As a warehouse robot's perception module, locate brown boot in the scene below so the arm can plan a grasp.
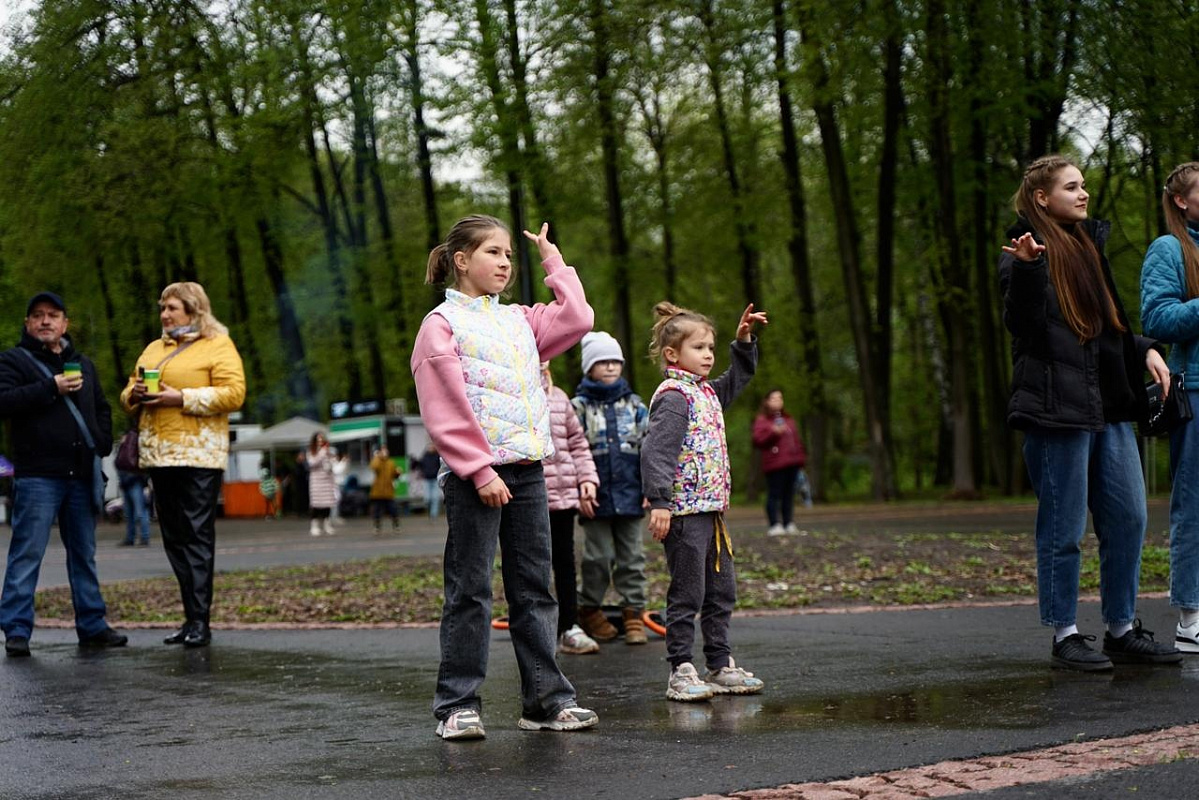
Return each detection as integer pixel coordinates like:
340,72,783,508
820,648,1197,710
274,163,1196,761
623,608,647,645
578,606,618,642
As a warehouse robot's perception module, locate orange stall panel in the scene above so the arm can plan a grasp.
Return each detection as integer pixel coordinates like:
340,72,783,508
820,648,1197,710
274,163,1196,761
223,481,268,518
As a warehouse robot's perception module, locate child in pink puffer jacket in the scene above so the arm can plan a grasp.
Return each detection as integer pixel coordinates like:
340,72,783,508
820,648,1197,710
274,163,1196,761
541,362,601,654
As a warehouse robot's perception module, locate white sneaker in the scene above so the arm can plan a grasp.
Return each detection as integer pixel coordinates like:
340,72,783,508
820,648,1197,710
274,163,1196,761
784,523,799,534
436,708,485,740
558,625,600,655
705,658,764,695
309,521,321,537
1177,619,1199,653
766,524,787,536
518,706,598,731
322,519,335,536
667,662,714,702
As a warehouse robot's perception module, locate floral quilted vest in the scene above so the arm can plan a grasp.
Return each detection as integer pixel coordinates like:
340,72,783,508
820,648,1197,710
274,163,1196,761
650,367,730,514
432,289,552,463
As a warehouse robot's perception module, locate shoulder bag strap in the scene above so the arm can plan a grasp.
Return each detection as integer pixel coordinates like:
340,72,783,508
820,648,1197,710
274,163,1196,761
17,348,96,451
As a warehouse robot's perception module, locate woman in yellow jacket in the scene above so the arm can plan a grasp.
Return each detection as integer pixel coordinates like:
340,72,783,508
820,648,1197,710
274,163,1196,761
120,282,245,648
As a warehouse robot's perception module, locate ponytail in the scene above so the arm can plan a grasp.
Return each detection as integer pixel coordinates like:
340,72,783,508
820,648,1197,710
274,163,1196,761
1162,162,1199,300
648,301,716,366
424,215,511,289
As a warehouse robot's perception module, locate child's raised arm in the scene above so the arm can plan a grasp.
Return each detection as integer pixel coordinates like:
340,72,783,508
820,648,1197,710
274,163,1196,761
519,222,594,359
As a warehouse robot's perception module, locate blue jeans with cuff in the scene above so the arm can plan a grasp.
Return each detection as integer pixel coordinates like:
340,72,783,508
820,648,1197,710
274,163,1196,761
1023,424,1145,628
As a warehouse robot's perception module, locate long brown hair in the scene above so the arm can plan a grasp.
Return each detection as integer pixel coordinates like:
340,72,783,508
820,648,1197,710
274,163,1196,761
1012,155,1125,342
648,301,716,367
425,215,510,289
1163,162,1199,299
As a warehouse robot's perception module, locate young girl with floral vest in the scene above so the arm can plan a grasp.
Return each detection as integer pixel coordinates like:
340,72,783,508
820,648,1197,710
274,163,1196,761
641,301,767,702
411,215,598,739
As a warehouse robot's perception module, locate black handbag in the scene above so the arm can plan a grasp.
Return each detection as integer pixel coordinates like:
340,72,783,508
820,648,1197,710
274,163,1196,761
1142,372,1193,437
114,429,141,472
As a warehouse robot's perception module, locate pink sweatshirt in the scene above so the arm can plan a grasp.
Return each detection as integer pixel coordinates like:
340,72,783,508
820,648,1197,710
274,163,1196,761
411,255,594,489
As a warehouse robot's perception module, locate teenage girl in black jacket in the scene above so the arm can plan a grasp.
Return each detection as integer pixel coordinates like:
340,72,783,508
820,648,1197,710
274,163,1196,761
999,154,1179,671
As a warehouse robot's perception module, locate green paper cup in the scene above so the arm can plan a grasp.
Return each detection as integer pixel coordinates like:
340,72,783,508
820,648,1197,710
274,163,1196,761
63,362,81,378
143,369,161,394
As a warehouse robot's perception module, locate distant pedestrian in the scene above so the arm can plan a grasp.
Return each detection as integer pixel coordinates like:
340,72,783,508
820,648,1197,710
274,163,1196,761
1000,155,1180,671
413,215,597,739
120,281,246,649
118,469,151,546
0,292,127,657
369,446,400,533
259,464,281,519
1140,160,1199,655
541,361,600,655
418,443,442,518
642,301,766,702
305,433,336,537
751,389,806,535
572,331,650,646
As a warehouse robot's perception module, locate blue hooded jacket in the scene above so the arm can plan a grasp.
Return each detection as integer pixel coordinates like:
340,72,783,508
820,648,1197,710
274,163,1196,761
572,376,648,518
1141,224,1199,390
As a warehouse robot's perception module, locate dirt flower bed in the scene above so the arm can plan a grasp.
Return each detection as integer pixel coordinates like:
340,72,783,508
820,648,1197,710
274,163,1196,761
35,528,1170,626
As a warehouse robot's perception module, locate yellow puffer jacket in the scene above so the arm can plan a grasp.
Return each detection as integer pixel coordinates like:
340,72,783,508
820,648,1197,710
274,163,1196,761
119,334,246,470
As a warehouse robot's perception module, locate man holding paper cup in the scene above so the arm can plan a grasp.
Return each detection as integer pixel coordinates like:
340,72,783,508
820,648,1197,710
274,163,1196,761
0,291,126,657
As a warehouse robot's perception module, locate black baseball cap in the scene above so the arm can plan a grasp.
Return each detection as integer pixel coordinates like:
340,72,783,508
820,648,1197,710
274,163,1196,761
26,292,66,316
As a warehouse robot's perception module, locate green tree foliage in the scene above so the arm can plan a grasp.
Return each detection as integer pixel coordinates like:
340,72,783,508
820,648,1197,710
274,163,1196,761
0,0,1190,498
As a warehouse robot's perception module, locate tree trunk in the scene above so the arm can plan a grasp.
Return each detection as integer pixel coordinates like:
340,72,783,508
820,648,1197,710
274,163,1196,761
591,0,634,384
399,0,440,253
773,0,827,501
474,0,534,304
256,207,319,420
798,8,897,500
504,0,558,245
926,0,977,497
291,18,362,399
94,253,127,395
699,0,760,308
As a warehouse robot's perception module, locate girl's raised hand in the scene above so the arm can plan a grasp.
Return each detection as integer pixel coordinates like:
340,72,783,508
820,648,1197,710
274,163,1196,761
522,222,561,263
1002,232,1046,262
736,303,768,342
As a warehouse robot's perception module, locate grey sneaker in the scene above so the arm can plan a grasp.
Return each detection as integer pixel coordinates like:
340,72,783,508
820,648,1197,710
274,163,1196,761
667,662,714,702
518,706,599,731
704,658,764,695
558,625,600,655
435,708,485,740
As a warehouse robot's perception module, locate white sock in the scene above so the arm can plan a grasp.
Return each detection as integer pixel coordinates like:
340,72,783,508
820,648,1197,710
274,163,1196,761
1054,624,1079,642
1108,621,1133,638
1181,609,1199,628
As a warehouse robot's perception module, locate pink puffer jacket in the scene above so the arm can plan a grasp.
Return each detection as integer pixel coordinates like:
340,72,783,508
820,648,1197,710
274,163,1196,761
543,380,599,511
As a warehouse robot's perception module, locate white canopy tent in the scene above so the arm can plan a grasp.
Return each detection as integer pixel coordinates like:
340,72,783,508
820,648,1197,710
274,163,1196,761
230,416,327,473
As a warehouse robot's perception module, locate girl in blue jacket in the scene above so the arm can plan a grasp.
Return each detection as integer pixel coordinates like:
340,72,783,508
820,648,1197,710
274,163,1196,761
1140,161,1199,654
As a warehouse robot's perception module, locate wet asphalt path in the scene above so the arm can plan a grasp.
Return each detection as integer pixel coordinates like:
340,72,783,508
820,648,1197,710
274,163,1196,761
3,597,1198,799
7,498,1171,589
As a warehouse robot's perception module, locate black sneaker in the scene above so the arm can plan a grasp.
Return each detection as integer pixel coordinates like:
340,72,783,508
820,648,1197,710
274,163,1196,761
1103,621,1183,664
5,636,30,658
1051,633,1113,672
78,627,129,649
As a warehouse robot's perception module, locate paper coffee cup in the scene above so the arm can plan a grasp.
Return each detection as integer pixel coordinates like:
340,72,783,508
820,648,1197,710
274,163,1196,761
144,369,161,394
63,362,82,378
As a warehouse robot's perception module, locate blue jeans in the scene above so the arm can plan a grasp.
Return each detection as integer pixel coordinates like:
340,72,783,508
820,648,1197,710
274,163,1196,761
434,462,576,722
123,482,150,545
1024,424,1146,628
425,478,441,518
1169,391,1199,609
0,477,108,640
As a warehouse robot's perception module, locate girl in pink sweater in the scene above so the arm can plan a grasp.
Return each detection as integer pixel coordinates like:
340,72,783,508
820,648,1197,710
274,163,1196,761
411,215,597,740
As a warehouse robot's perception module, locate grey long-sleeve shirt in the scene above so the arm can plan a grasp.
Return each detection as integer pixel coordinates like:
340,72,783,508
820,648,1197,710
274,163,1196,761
641,338,758,510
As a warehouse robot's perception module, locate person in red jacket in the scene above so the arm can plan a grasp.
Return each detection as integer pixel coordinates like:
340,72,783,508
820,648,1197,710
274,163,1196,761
751,389,806,535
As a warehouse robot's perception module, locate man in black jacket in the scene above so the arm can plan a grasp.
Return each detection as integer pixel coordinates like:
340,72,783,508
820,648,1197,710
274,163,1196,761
0,292,126,657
